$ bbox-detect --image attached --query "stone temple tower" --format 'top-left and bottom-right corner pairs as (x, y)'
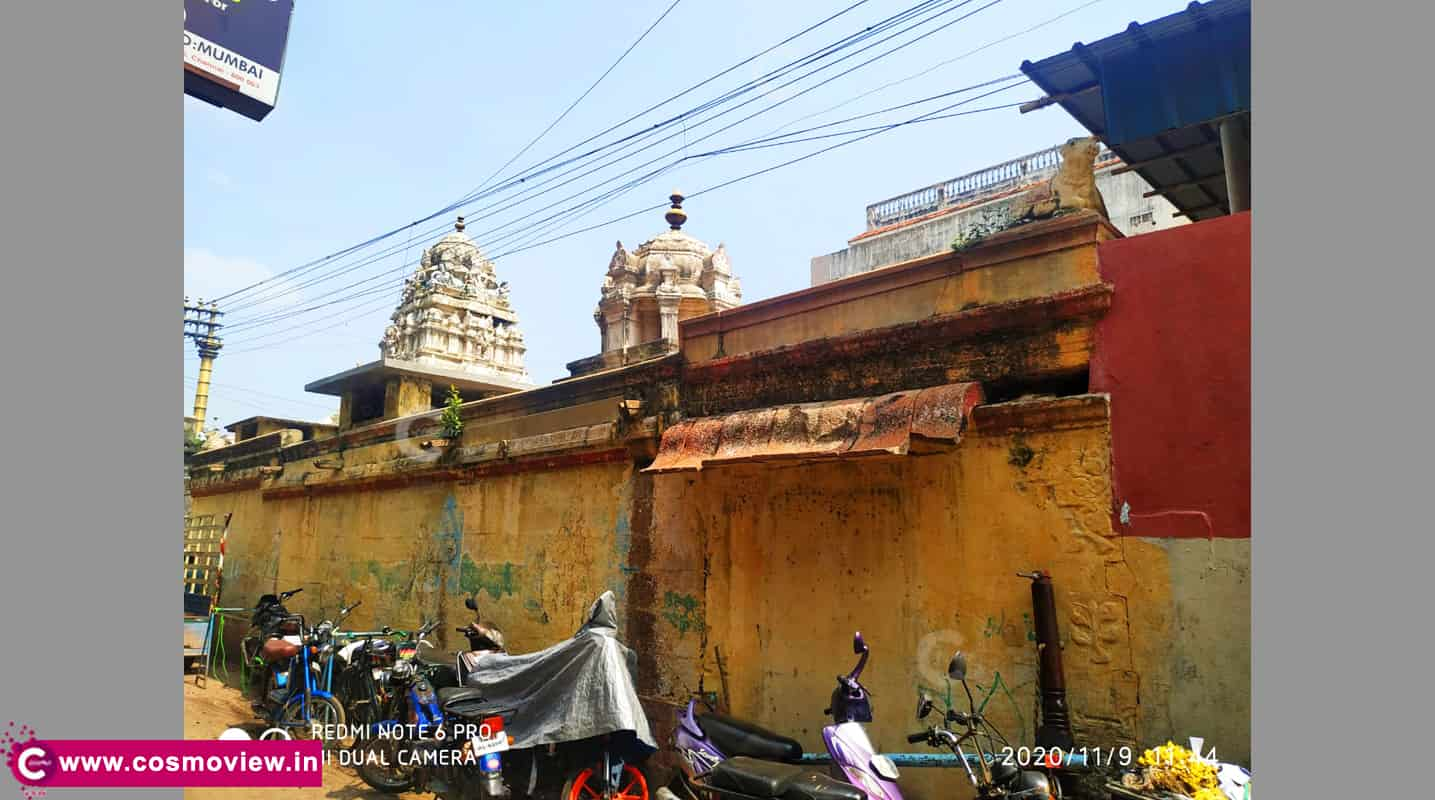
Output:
(566, 192), (742, 377)
(306, 216), (533, 431)
(379, 215), (529, 383)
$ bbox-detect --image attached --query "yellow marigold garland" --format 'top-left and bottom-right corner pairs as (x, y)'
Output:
(1137, 741), (1220, 796)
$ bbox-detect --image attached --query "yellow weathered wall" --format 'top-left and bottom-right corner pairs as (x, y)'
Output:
(197, 399), (1249, 793)
(196, 460), (639, 656)
(646, 405), (1248, 796)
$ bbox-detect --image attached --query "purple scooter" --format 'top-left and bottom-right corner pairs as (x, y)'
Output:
(671, 633), (903, 800)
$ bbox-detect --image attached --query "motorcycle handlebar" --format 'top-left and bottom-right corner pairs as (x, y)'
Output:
(907, 732), (929, 744)
(280, 588), (303, 600)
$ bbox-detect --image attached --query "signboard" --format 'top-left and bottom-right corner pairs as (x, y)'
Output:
(183, 0), (295, 122)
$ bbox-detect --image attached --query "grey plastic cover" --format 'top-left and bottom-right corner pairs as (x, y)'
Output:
(460, 591), (656, 754)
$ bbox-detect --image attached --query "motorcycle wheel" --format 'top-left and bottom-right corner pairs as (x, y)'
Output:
(281, 695), (346, 752)
(563, 764), (649, 800)
(355, 737), (416, 794)
(344, 699), (377, 750)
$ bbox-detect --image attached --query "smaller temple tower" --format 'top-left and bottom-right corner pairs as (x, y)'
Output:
(567, 193), (741, 377)
(306, 217), (533, 431)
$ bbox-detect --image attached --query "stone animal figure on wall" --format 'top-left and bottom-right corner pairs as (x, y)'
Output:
(1017, 136), (1109, 221)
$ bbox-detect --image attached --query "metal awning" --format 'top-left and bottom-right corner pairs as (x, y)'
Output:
(644, 382), (983, 473)
(1019, 0), (1250, 221)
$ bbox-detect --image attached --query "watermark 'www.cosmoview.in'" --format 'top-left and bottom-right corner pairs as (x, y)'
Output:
(5, 722), (322, 795)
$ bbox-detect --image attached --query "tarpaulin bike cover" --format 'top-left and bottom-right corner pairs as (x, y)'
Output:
(460, 591), (656, 755)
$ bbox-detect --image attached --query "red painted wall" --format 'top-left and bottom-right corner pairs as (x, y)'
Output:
(1090, 212), (1250, 538)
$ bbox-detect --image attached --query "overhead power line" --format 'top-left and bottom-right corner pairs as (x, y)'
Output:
(462, 0), (1002, 255)
(208, 0), (934, 309)
(183, 375), (337, 413)
(230, 0), (1002, 325)
(479, 76), (1027, 258)
(223, 74), (1024, 342)
(220, 92), (1019, 360)
(458, 0), (688, 204)
(214, 0), (1048, 341)
(493, 84), (1022, 260)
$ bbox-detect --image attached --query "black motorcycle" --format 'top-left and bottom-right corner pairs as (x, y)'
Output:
(332, 622), (407, 737)
(908, 651), (1061, 799)
(241, 587), (305, 700)
(352, 618), (445, 794)
(355, 610), (514, 798)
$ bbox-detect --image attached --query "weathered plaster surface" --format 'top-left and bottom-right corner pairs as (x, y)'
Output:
(188, 214), (1249, 796)
(203, 461), (637, 657)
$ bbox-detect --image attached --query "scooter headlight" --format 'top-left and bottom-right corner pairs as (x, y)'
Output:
(870, 755), (900, 781)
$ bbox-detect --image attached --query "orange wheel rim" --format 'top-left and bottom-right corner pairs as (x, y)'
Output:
(568, 769), (598, 800)
(616, 766), (649, 800)
(569, 765), (648, 800)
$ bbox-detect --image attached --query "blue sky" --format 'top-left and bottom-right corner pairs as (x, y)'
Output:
(184, 0), (1188, 428)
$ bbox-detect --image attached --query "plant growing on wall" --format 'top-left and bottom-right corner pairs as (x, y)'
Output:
(440, 384), (465, 441)
(952, 204), (1013, 252)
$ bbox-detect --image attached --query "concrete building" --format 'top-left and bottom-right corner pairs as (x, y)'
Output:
(566, 193), (742, 378)
(224, 416), (338, 444)
(810, 142), (1185, 285)
(305, 217), (534, 431)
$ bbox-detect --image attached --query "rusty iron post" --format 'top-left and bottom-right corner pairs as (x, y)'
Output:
(1020, 570), (1074, 749)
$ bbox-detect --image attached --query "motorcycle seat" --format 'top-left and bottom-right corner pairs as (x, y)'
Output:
(709, 757), (863, 800)
(260, 638), (302, 663)
(697, 712), (804, 763)
(437, 687), (498, 720)
(437, 687), (487, 705)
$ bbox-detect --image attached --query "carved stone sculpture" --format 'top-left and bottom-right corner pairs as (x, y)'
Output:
(1017, 136), (1109, 221)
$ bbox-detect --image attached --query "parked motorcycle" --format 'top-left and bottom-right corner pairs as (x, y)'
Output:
(250, 604), (355, 749)
(462, 592), (656, 800)
(907, 651), (1058, 799)
(353, 618), (445, 794)
(331, 619), (412, 739)
(355, 598), (515, 799)
(241, 587), (304, 698)
(675, 632), (899, 800)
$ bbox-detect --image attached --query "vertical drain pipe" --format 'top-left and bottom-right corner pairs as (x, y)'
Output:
(1021, 571), (1074, 749)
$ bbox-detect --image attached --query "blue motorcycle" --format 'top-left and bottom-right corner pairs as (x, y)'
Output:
(252, 602), (357, 748)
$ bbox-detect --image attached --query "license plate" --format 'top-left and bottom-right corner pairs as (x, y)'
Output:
(469, 716), (509, 756)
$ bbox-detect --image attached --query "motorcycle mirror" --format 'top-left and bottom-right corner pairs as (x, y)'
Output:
(464, 596), (479, 612)
(947, 650), (968, 682)
(853, 631), (868, 655)
(917, 692), (935, 720)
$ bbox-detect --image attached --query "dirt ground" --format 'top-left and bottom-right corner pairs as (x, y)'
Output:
(182, 674), (403, 800)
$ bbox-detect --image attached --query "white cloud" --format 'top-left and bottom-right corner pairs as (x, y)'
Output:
(184, 248), (303, 309)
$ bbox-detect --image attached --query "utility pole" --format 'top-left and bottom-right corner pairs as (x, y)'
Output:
(183, 298), (224, 439)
